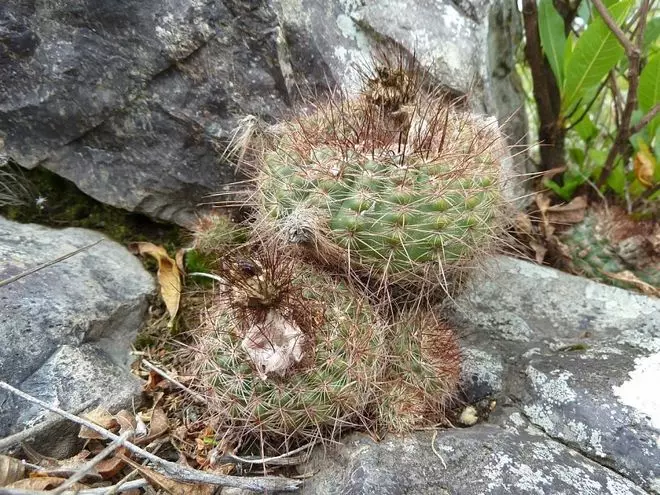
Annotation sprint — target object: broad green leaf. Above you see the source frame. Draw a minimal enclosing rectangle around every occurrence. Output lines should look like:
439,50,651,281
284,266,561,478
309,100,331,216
539,0,566,83
638,54,660,111
563,32,576,75
644,17,660,53
606,161,626,195
562,0,633,114
573,114,598,141
544,177,585,200
638,53,660,137
569,147,586,165
588,149,608,180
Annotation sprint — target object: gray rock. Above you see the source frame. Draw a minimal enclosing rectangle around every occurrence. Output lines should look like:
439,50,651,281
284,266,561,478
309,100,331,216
277,0,530,176
301,426,648,494
459,345,504,404
516,345,660,492
7,344,144,457
1,0,527,225
0,217,154,438
450,256,660,349
0,0,218,167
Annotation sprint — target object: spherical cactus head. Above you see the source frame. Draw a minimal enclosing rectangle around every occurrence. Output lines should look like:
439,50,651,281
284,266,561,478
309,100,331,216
179,245,389,451
558,205,659,293
378,312,461,432
253,51,511,301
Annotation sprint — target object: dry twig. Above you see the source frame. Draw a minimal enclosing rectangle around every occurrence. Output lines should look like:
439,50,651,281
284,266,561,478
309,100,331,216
52,430,134,494
0,240,103,288
0,400,95,452
140,359,208,404
0,479,148,495
0,381,301,493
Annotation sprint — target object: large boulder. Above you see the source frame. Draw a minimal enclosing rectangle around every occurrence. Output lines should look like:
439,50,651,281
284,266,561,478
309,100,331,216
0,0,527,225
0,217,155,450
301,426,648,494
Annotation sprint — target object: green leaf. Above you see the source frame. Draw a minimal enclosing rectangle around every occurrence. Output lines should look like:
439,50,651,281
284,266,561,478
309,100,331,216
573,114,598,141
644,17,660,53
606,161,626,195
562,0,633,114
638,53,660,136
563,32,576,74
588,149,608,180
638,54,660,111
539,0,566,83
544,178,583,201
569,147,586,165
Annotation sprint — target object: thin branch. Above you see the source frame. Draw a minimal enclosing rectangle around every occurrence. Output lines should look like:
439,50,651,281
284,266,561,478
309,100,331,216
631,103,660,134
596,0,650,187
0,479,148,495
140,359,208,404
225,441,316,466
52,430,134,495
0,400,96,452
0,381,301,493
591,0,636,55
0,240,103,288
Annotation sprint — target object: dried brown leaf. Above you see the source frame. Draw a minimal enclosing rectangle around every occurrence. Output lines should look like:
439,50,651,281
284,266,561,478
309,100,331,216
602,270,660,297
634,147,656,187
95,447,129,479
0,455,25,486
529,240,548,264
80,407,117,439
115,409,137,436
545,196,588,226
7,476,86,491
175,248,189,275
117,454,214,495
129,242,182,327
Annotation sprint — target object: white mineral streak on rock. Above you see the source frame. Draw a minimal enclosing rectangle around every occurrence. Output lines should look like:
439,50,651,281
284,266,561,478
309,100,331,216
613,352,660,438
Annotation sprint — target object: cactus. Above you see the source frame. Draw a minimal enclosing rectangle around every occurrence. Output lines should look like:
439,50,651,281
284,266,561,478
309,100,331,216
181,248,389,448
178,243,462,449
560,206,659,292
252,57,510,295
378,313,461,432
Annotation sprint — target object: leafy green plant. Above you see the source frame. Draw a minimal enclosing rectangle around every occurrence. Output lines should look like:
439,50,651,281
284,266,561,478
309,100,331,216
522,0,659,208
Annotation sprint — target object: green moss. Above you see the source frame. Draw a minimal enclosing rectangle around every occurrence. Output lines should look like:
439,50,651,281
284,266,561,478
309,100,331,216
0,163,184,249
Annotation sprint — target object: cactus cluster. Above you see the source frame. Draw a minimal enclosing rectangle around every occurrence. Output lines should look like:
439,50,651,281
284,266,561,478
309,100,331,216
174,50,514,453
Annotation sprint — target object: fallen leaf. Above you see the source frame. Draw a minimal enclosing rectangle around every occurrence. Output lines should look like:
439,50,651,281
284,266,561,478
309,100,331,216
602,270,660,297
175,248,189,275
129,242,182,327
80,407,117,439
117,454,214,495
0,455,25,486
7,476,86,491
96,447,129,479
545,196,588,226
242,309,305,378
529,240,548,264
137,407,169,446
115,410,137,435
634,143,656,187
